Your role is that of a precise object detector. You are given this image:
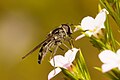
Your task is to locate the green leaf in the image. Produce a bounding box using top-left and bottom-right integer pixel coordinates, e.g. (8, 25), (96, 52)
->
(115, 40), (120, 47)
(105, 72), (119, 80)
(100, 0), (120, 27)
(90, 37), (107, 50)
(94, 67), (119, 80)
(111, 69), (120, 79)
(75, 49), (91, 80)
(94, 67), (102, 72)
(104, 15), (116, 51)
(61, 68), (79, 80)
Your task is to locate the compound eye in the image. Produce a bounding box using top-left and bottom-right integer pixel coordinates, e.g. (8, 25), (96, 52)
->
(61, 24), (72, 35)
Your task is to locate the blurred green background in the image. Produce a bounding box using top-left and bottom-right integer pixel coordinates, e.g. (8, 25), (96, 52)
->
(0, 0), (111, 80)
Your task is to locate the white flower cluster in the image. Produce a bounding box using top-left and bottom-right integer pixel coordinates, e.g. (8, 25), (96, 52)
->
(99, 49), (120, 73)
(48, 48), (79, 80)
(74, 9), (108, 40)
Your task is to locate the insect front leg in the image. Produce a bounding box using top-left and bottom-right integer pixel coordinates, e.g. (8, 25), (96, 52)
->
(61, 42), (71, 50)
(68, 37), (74, 48)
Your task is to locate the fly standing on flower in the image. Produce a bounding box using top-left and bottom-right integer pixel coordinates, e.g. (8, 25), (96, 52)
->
(22, 24), (73, 64)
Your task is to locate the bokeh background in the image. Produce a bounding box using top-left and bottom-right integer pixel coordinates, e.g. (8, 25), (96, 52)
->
(0, 0), (117, 80)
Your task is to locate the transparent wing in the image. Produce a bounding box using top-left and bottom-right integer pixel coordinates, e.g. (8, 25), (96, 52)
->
(22, 36), (52, 59)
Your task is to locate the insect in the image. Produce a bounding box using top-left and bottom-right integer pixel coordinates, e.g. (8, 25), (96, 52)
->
(22, 24), (73, 64)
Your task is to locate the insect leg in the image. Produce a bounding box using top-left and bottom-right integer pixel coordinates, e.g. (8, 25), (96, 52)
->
(48, 49), (52, 53)
(50, 45), (58, 59)
(58, 46), (64, 51)
(50, 45), (59, 74)
(62, 42), (71, 50)
(68, 38), (74, 48)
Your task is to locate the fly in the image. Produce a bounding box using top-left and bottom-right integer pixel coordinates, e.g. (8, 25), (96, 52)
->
(22, 24), (73, 64)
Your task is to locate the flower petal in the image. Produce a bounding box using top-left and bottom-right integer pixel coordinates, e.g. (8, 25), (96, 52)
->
(50, 55), (68, 67)
(99, 50), (118, 63)
(85, 31), (93, 37)
(65, 48), (79, 63)
(48, 68), (61, 80)
(101, 9), (109, 14)
(102, 63), (118, 73)
(94, 9), (106, 28)
(75, 34), (85, 40)
(81, 16), (95, 30)
(116, 49), (120, 55)
(74, 25), (81, 32)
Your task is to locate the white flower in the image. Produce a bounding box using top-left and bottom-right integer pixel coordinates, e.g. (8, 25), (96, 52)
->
(48, 48), (79, 80)
(75, 9), (108, 40)
(98, 49), (120, 73)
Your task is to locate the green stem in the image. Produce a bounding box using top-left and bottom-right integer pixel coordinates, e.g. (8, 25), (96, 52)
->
(100, 0), (120, 27)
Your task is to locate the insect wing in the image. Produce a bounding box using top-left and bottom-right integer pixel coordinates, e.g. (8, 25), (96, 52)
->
(22, 37), (52, 59)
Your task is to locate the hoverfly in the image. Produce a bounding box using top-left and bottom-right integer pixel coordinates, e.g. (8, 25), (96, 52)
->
(22, 24), (73, 64)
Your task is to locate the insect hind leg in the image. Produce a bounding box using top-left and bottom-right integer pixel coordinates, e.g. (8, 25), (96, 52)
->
(50, 45), (59, 75)
(50, 45), (58, 60)
(58, 46), (65, 51)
